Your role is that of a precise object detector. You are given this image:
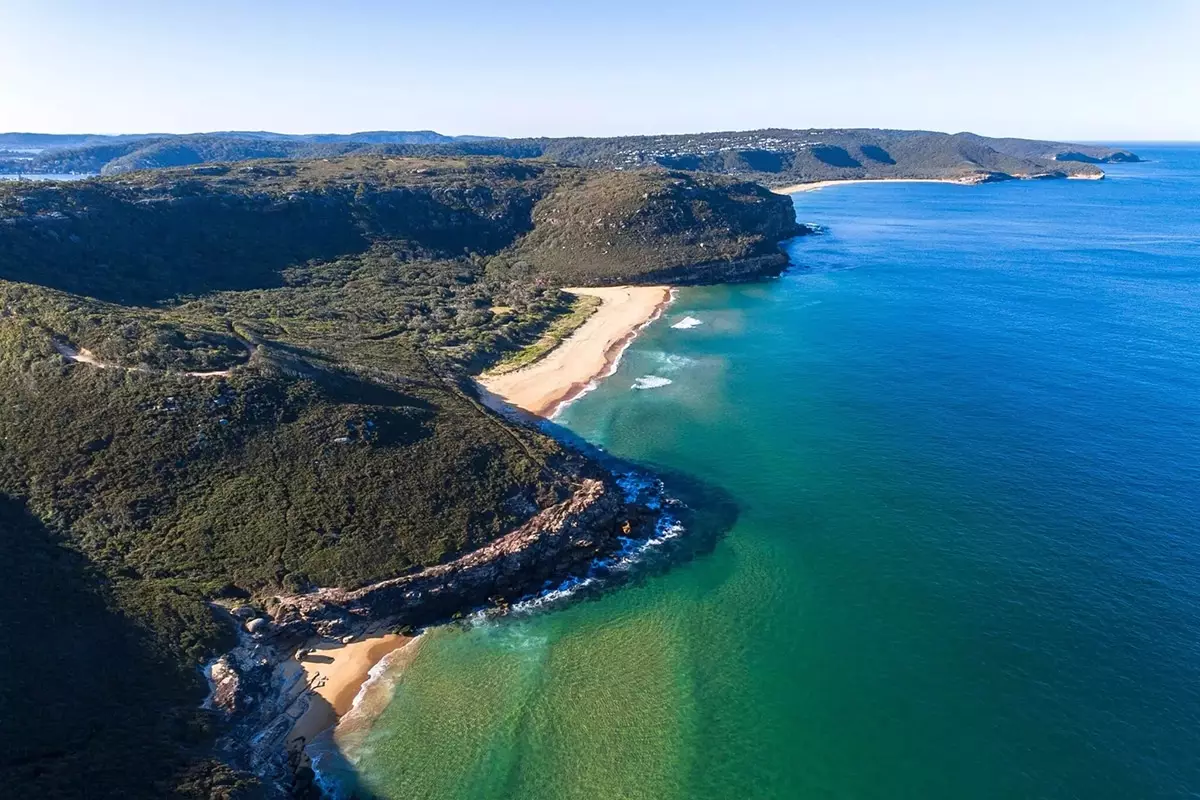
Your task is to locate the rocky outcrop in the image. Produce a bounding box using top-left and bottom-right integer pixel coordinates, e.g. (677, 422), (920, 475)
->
(203, 655), (241, 715)
(271, 478), (636, 636)
(1054, 150), (1141, 164)
(203, 476), (646, 789)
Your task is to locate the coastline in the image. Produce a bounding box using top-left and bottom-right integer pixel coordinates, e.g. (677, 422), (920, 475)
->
(771, 177), (974, 195)
(478, 285), (673, 418)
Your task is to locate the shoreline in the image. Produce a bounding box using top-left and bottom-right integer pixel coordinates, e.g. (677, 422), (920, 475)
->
(286, 633), (418, 752)
(478, 285), (673, 418)
(770, 177), (974, 194)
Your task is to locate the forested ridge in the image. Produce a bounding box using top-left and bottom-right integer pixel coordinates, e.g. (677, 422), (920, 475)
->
(0, 128), (1140, 183)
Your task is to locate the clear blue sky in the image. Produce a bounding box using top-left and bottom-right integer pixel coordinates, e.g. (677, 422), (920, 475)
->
(2, 0), (1197, 140)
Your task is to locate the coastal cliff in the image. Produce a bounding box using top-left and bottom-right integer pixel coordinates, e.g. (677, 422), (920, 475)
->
(272, 478), (638, 633)
(203, 477), (656, 788)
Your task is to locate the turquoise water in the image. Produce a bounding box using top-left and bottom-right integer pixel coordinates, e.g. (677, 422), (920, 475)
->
(346, 148), (1200, 799)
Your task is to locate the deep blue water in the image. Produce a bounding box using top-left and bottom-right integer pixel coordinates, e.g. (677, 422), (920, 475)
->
(351, 146), (1200, 799)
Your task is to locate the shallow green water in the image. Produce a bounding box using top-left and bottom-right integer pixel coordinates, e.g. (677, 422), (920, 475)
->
(342, 149), (1200, 799)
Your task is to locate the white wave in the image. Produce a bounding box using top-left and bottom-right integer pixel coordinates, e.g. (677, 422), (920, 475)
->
(315, 468), (687, 796)
(646, 351), (695, 372)
(632, 375), (672, 390)
(671, 316), (703, 329)
(346, 633), (422, 713)
(499, 470), (685, 616)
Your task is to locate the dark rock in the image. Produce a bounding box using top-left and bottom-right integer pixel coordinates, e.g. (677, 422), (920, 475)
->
(271, 478), (632, 632)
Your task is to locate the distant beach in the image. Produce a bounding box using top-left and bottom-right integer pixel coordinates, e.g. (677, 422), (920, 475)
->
(771, 177), (973, 195)
(478, 285), (672, 418)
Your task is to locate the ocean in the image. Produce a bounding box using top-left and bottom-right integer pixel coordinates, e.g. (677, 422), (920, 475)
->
(334, 147), (1200, 799)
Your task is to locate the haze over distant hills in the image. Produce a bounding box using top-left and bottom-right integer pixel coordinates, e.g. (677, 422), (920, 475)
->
(0, 128), (1140, 186)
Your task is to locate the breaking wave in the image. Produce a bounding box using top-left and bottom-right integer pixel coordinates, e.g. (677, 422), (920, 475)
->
(671, 316), (703, 329)
(548, 290), (677, 419)
(645, 351), (695, 372)
(632, 375), (672, 390)
(475, 471), (685, 620)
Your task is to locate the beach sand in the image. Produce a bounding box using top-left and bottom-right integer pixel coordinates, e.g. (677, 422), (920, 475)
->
(771, 177), (973, 194)
(478, 285), (672, 418)
(288, 633), (415, 748)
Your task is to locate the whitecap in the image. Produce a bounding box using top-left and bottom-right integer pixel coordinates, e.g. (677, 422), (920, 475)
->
(632, 375), (672, 390)
(491, 469), (687, 617)
(645, 351), (695, 372)
(671, 316), (703, 329)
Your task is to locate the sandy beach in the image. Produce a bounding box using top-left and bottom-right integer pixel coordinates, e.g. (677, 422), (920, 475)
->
(479, 285), (672, 418)
(287, 633), (416, 748)
(771, 177), (973, 194)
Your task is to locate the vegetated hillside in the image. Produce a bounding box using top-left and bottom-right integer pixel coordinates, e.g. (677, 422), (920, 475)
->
(0, 156), (801, 797)
(952, 132), (1142, 163)
(0, 130), (497, 175)
(516, 170), (801, 284)
(0, 157), (800, 301)
(507, 128), (1135, 184)
(0, 128), (1140, 183)
(0, 494), (254, 798)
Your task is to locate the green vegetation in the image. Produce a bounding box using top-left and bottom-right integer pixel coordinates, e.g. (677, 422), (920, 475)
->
(0, 129), (1139, 181)
(0, 155), (800, 796)
(0, 494), (255, 798)
(487, 293), (602, 375)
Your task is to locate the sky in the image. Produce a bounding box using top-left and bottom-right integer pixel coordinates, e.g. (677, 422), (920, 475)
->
(2, 0), (1198, 141)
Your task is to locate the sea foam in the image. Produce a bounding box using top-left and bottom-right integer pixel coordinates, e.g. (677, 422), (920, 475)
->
(632, 375), (672, 390)
(647, 351), (695, 372)
(671, 316), (703, 329)
(486, 470), (686, 618)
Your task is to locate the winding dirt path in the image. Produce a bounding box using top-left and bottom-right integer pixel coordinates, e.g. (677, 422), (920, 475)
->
(53, 335), (255, 379)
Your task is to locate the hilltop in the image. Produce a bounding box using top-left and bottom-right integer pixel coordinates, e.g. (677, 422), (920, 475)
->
(0, 128), (1140, 184)
(0, 156), (801, 796)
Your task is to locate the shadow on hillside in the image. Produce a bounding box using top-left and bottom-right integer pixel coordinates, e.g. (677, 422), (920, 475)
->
(0, 192), (374, 305)
(0, 495), (215, 798)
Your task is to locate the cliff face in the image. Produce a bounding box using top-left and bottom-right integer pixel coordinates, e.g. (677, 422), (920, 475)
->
(204, 477), (652, 784)
(269, 478), (637, 635)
